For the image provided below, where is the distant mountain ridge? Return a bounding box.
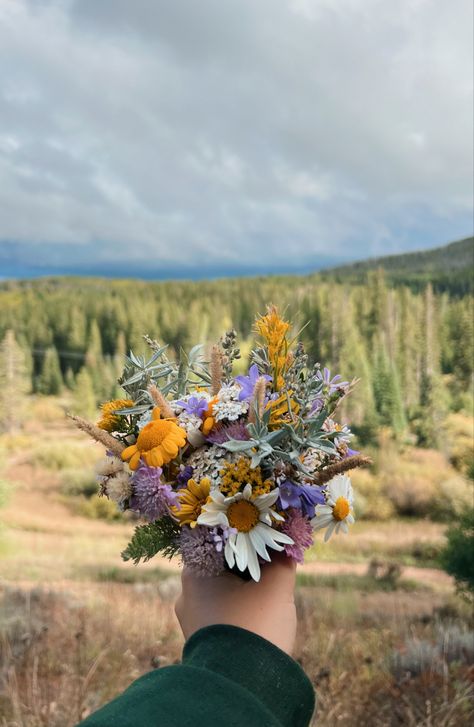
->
[319,237,474,294]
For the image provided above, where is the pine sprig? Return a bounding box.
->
[121,517,180,564]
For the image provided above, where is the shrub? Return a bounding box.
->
[76,494,121,521]
[390,639,444,679]
[60,468,98,498]
[445,412,474,479]
[430,476,473,521]
[351,469,395,521]
[440,507,474,596]
[437,624,474,664]
[385,473,437,517]
[29,441,93,471]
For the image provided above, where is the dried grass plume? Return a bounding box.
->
[313,455,372,485]
[210,345,223,396]
[67,413,125,456]
[148,384,174,419]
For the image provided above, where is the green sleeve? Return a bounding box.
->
[77,624,315,727]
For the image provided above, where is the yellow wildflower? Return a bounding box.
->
[171,477,211,527]
[254,305,291,389]
[97,399,134,432]
[266,390,299,428]
[121,409,186,470]
[219,457,274,497]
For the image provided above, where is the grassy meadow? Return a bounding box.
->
[0,395,473,726]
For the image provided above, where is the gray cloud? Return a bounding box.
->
[0,0,472,275]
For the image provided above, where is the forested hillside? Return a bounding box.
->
[0,264,472,449]
[321,237,474,294]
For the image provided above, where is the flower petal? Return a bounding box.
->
[224,539,235,568]
[245,537,261,582]
[249,528,271,561]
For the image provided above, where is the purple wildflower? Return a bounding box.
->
[279,480,325,519]
[279,480,302,509]
[207,421,250,445]
[211,526,238,553]
[281,509,313,564]
[234,364,272,402]
[309,397,324,415]
[344,447,360,458]
[180,526,225,576]
[317,367,349,393]
[130,463,179,521]
[175,396,208,417]
[177,465,194,487]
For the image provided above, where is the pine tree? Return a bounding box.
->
[68,308,86,352]
[372,341,406,435]
[416,284,446,447]
[85,319,105,396]
[73,368,97,419]
[36,345,63,395]
[65,367,76,390]
[0,330,30,432]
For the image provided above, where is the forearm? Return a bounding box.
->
[76,625,315,727]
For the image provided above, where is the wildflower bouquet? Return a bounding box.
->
[69,307,370,582]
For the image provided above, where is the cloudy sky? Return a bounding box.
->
[0,0,472,279]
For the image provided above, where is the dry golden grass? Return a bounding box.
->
[0,415,472,726]
[1,580,472,727]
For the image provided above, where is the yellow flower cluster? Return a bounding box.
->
[254,305,291,389]
[219,457,273,497]
[266,390,300,428]
[97,399,134,432]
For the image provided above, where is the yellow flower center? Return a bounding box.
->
[137,420,174,452]
[333,496,350,522]
[227,500,260,532]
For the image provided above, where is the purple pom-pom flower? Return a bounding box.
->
[130,463,180,521]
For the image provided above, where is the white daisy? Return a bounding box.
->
[197,484,293,581]
[311,474,355,542]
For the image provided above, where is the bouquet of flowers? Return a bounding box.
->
[69,306,370,582]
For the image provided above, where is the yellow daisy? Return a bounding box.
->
[121,411,186,470]
[97,399,134,432]
[172,477,211,527]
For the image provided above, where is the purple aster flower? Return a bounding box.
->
[180,526,225,576]
[175,396,209,417]
[309,397,324,415]
[130,463,180,521]
[177,465,194,487]
[278,480,325,519]
[281,509,314,564]
[207,421,250,445]
[234,364,272,402]
[345,447,360,458]
[317,367,349,394]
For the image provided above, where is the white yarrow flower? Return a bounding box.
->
[212,384,249,422]
[311,474,355,542]
[197,484,293,582]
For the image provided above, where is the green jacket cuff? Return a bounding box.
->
[183,624,315,726]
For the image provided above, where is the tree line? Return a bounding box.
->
[0,271,472,447]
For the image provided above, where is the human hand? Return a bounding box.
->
[175,554,297,655]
